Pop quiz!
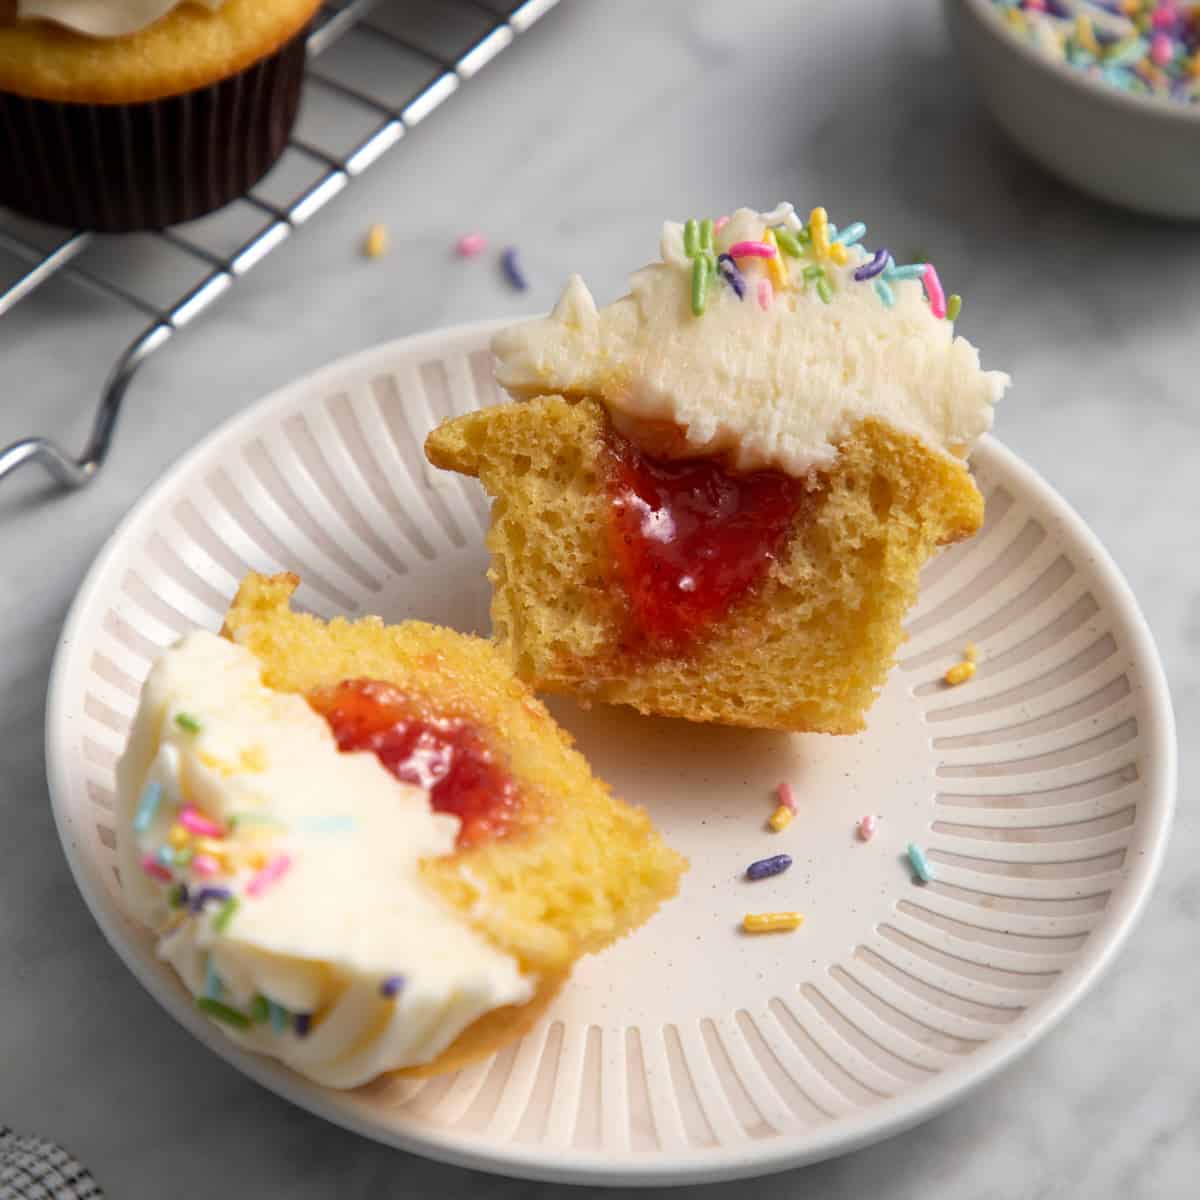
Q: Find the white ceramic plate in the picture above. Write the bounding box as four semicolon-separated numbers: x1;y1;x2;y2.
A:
46;321;1176;1186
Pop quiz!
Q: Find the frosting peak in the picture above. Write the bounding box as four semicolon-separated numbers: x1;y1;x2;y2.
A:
493;205;1010;477
17;0;223;38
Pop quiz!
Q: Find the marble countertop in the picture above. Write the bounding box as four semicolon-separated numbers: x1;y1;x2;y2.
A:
1;0;1195;1195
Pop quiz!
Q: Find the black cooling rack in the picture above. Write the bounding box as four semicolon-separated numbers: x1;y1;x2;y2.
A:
0;0;559;490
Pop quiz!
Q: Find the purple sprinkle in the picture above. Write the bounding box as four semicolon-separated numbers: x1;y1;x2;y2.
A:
189;886;232;914
381;974;405;998
716;253;746;299
746;854;792;881
853;248;890;282
295;1013;312;1038
501;246;528;291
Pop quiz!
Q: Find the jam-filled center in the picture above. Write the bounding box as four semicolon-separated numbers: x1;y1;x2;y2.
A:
605;429;811;645
308;679;520;848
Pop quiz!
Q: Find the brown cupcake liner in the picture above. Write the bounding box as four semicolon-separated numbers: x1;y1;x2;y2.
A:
0;26;309;232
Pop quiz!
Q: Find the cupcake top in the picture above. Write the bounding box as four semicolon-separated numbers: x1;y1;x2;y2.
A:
16;0;221;38
116;631;532;1088
493;203;1011;478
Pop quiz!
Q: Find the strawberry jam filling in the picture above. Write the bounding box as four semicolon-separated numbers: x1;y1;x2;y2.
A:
605;429;811;646
308;679;520;848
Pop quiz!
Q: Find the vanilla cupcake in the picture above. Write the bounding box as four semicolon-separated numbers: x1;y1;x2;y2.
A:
0;0;321;230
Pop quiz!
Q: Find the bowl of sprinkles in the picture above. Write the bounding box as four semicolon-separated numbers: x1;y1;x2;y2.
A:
946;0;1200;218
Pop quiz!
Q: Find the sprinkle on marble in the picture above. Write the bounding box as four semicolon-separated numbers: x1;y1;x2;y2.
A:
501;246;528;291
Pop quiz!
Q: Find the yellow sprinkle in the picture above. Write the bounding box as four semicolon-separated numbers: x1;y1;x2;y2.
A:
809;207;832;258
197;751;237;778
944;661;976;686
240;746;267;773
364;223;389;259
743;912;804;934
167;824;191;849
768;804;794;832
963;642;979;663
1189;51;1200;79
760;228;789;290
1075;14;1100;56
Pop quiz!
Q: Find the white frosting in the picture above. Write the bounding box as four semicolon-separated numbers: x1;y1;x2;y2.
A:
493;204;1010;477
116;632;533;1089
17;0;223;38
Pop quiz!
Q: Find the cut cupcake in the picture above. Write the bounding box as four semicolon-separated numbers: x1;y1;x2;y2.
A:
116;573;684;1087
425;204;1010;734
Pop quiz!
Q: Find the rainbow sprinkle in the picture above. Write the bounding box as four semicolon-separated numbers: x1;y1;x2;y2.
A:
132;781;163;833
381;974;406;998
140;854;172;883
179;805;224;839
501;246;528;291
907;842;934;884
743;911;804;933
768;804;794;833
746;854;793;881
776;781;797;813
196;996;250;1029
990;1;1200;105
174;712;202;734
246;854;292;898
456;232;487;258
857;814;878;842
295;1013;312;1038
213;896;240;934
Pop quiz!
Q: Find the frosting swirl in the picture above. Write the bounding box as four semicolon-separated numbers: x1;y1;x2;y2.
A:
17;0;223;37
493;204;1011;477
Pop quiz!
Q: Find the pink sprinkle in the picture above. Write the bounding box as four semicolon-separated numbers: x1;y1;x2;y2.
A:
923;263;947;320
728;240;777;260
1152;6;1177;31
776;781;797;813
191;854;222;878
857;814;878;842
1150;32;1173;67
1024;0;1045;10
713;216;731;233
141;854;172;883
456;232;487;258
179;805;224;838
757;278;774;311
247;854;292;898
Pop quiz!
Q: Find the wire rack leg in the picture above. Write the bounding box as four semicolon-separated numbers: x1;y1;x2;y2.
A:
0;324;168;488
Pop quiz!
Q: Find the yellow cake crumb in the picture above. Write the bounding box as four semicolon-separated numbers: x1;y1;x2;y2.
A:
425;395;984;734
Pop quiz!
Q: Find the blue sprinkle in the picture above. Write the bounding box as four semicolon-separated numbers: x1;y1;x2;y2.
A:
716;253;746;300
295;1013;312;1038
204;957;223;1000
501;246;528;291
268;1000;288;1034
381;974;406;999
884;262;927;282
874;278;895;308
132;781;163;834
745;854;793;881
832;221;867;247
853;247;890;282
155;845;175;868
907;842;934;884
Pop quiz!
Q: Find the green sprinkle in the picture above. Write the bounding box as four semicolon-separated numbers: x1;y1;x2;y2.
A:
802;265;824;281
175;846;194;866
816;277;833;305
691;254;710;316
167;884;188;909
196;996;250;1029
175;712;202;734
946;294;962;322
250;994;271;1023
213;896;239;934
699;217;714;253
683;218;699;257
773;228;803;257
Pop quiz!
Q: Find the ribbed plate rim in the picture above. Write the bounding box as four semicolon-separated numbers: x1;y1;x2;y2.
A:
44;320;1177;1186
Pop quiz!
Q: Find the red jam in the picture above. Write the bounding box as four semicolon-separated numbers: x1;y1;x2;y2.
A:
605;431;810;646
308;679;520;848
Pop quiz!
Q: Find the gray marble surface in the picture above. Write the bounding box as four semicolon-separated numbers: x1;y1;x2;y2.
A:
1;0;1196;1195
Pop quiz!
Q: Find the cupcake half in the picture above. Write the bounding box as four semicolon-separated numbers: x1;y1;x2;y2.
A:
0;0;321;230
425;204;1010;734
116;573;685;1087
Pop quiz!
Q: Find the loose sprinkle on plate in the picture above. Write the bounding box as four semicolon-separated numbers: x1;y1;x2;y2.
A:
768;804;794;833
363;223;389;259
456;232;487;258
501;245;528;291
907;842;934;884
776;781;797;813
743;911;804;933
857;814;878;842
746;854;792;881
944;660;976;686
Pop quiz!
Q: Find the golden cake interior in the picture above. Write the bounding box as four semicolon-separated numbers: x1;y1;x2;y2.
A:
222;573;685;1075
426;395;983;735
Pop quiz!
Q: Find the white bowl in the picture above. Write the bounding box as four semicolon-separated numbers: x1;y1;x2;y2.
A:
945;0;1200;219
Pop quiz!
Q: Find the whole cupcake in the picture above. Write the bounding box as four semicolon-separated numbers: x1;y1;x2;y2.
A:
0;0;322;231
